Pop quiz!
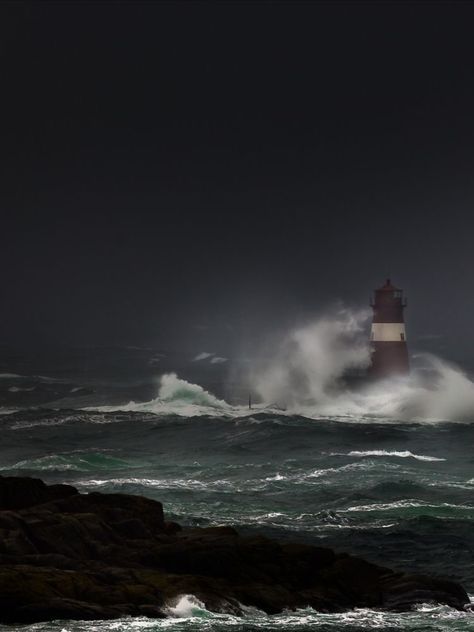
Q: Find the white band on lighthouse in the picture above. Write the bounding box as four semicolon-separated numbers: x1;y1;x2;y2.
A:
371;323;406;342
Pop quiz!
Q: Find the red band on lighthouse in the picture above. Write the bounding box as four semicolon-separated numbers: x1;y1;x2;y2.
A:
369;279;409;378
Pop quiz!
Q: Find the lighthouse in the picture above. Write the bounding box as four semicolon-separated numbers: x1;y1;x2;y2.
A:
369;279;409;378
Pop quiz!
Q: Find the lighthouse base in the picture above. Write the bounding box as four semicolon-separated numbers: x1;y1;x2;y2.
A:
369;342;410;379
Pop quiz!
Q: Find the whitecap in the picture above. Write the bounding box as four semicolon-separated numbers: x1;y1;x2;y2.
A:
91;373;237;418
344;450;445;462
164;594;209;618
341;499;474;513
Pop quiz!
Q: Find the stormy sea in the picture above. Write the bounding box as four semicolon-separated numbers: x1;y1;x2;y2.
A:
1;325;474;631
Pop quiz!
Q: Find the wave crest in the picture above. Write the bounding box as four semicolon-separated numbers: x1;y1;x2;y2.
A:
95;373;233;417
344;450;445;462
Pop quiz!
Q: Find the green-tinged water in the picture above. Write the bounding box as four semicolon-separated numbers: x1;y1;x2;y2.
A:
1;407;473;630
3;601;474;631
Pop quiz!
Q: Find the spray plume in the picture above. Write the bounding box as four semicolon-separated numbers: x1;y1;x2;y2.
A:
250;309;474;422
250;308;371;408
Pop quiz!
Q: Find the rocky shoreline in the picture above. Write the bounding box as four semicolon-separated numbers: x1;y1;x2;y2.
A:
0;475;470;623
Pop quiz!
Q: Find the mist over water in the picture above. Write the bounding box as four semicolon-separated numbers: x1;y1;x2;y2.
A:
91;309;474;424
250;309;372;408
246;310;474;423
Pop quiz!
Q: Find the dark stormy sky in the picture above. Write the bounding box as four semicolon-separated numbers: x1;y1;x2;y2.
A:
2;2;474;363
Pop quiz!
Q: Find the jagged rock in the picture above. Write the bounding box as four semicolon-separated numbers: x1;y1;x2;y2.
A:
0;475;469;624
0;476;77;510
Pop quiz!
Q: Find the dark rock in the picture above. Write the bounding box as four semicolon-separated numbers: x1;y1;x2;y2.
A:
110;518;152;539
381;574;471;611
0;475;469;624
0;476;78;510
43;491;165;531
11;599;122;624
163;520;182;535
137;604;167;618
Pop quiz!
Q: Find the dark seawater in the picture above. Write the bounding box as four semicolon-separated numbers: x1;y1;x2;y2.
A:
0;352;473;630
1;409;474;630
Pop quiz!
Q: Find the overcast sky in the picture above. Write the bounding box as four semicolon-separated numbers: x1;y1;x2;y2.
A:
1;2;474;363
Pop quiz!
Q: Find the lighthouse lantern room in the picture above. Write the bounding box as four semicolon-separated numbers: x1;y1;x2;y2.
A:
369;279;409;378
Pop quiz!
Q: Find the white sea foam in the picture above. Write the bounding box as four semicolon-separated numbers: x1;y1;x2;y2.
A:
342;500;474;513
0;372;62;383
250;310;474;423
305;461;400;479
344;450;445;462
87;310;474;423
165;594;208;618
0;407;17;416
17;598;472;629
76;475;276;494
1;451;130;473
250;308;371;408
93;372;241;418
78;477;223;490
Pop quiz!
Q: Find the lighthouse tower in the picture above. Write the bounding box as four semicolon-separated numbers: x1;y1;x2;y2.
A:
369;279;409;378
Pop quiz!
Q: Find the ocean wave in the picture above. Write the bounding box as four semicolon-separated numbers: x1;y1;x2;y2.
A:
76;477;238;491
7;409;159;429
248;310;474;423
342;499;474;514
306;461;401;479
86;361;474;424
71;461;402;493
164;594;212;618
341;450;445;462
0;407;18;416
92;373;239;418
4;599;472;631
0;373;62;383
75;475;291;494
2;451;131;473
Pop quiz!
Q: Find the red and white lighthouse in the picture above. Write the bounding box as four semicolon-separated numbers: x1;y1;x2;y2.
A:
369;279;409;378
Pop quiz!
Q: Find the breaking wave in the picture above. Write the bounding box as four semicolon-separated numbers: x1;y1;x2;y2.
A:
101;367;474;425
82;310;474;423
165;594;210;618
343;450;446;462
291;356;474;423
94;372;236;417
249;310;474;423
1;451;131;473
8;599;473;630
93;362;474;424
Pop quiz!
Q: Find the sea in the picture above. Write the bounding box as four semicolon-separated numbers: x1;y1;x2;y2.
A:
0;344;473;631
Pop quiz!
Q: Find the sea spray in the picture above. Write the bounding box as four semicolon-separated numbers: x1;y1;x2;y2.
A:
95;372;233;417
249;308;372;408
317;356;474;422
85;310;474;423
158;373;227;407
165;595;210;618
95;360;474;423
247;309;474;422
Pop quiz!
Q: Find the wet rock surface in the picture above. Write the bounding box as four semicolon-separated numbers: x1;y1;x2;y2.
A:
0;475;469;623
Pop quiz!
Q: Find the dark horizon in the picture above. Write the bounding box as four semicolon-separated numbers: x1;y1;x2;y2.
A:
2;2;474;366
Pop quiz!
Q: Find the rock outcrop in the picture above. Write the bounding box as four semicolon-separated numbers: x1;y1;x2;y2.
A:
0;475;469;623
